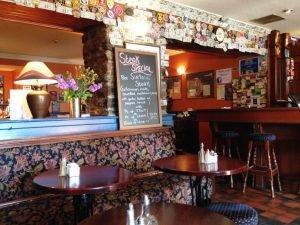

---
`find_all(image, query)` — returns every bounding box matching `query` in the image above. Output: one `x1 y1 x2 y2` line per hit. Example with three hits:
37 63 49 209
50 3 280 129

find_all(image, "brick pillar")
82 24 117 116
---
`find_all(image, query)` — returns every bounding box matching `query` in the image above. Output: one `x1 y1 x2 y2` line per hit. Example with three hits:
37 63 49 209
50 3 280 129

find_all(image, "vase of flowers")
56 67 102 118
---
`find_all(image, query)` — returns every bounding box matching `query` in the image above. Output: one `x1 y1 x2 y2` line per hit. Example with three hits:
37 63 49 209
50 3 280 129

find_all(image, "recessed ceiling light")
283 9 294 14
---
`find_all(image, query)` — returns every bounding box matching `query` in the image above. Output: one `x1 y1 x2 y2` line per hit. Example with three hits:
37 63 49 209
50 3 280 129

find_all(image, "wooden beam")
0 1 100 32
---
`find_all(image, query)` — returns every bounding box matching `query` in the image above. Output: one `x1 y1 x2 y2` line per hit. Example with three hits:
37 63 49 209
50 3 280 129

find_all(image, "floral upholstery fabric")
0 128 192 225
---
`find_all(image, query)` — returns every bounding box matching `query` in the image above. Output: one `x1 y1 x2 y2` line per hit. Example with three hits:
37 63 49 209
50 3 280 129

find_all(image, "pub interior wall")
168 51 241 148
0 58 78 112
168 51 240 111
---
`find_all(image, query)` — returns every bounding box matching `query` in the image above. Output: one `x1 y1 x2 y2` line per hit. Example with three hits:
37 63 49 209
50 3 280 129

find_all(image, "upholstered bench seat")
207 202 258 225
215 131 239 139
248 133 276 141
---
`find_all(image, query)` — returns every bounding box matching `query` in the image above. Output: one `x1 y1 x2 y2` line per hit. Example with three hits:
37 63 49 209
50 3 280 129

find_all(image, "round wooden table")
78 202 236 225
153 155 248 206
33 166 134 224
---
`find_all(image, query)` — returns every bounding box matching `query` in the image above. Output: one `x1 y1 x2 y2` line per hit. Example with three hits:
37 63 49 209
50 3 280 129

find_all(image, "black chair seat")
207 202 258 225
215 131 239 139
248 133 276 141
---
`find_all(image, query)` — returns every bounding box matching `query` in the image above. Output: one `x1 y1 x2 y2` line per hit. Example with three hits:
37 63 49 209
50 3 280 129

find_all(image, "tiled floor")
214 181 300 225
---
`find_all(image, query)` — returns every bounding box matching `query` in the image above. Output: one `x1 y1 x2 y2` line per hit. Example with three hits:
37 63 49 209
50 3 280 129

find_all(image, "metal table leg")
189 176 212 207
73 194 95 224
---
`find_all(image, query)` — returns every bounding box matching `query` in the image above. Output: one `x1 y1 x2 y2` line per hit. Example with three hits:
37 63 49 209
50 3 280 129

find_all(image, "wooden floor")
214 181 300 225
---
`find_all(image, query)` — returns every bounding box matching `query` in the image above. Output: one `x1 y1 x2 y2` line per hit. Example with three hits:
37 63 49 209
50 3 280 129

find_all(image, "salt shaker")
59 157 67 176
126 203 135 225
141 195 158 225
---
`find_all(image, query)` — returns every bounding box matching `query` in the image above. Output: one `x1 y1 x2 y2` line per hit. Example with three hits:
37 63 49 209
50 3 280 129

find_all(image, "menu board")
115 48 162 129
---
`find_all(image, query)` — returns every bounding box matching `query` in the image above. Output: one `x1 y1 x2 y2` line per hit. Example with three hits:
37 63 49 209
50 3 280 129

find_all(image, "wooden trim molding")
197 108 300 124
0 1 99 32
0 126 172 149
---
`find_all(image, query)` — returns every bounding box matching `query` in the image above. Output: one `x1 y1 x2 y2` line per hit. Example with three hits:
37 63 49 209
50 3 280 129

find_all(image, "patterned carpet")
214 180 300 225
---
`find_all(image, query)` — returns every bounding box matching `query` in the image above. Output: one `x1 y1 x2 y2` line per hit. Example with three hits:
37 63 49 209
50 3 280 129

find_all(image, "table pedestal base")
73 194 94 224
190 177 212 207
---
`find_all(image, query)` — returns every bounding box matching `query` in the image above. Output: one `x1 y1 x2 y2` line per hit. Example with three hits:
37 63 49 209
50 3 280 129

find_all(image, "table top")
33 166 134 195
79 202 236 225
153 154 248 177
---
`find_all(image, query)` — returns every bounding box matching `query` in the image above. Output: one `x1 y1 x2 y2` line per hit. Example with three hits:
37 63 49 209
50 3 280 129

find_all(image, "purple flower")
56 75 69 90
89 83 102 93
68 78 79 91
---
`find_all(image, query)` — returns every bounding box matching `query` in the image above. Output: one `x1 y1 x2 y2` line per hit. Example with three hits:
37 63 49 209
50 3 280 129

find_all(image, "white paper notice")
203 85 211 96
216 68 232 84
217 85 225 100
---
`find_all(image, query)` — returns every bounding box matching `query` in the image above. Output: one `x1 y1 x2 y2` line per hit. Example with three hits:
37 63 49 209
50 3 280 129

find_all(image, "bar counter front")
198 107 300 187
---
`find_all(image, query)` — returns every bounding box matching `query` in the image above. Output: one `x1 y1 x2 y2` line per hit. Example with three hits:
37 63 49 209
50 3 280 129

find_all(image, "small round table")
78 202 236 225
33 166 134 224
153 155 248 206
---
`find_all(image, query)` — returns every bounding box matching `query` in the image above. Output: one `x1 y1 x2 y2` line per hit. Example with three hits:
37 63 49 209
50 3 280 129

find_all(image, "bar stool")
214 131 241 188
243 133 282 198
207 202 258 225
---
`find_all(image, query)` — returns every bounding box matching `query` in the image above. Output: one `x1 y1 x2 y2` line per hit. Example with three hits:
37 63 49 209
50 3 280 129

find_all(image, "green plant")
56 66 102 101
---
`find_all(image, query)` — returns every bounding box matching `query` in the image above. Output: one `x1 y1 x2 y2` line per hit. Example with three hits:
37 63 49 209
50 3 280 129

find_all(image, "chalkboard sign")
115 48 162 129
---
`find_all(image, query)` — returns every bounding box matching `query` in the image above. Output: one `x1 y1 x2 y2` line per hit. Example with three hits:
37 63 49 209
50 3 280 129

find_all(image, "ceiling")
0 20 83 65
172 0 300 37
0 1 299 66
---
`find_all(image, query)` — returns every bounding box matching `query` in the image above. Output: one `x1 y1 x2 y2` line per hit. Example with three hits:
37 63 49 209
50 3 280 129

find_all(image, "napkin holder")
67 163 80 177
199 148 218 164
205 150 218 164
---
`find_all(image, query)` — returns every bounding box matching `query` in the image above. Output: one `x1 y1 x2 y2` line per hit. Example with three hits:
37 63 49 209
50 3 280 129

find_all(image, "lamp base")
27 90 51 118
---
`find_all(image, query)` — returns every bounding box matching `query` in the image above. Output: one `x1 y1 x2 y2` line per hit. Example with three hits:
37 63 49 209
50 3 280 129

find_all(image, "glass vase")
69 98 81 118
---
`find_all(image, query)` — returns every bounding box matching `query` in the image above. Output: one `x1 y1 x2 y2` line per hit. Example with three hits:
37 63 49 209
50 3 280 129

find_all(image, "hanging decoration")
11 0 270 57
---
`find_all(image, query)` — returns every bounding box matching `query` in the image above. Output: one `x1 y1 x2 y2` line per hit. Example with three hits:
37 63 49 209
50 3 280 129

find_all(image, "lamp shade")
15 61 57 86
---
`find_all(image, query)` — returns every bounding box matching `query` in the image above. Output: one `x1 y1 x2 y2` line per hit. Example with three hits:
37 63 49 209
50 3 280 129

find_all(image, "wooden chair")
243 133 281 198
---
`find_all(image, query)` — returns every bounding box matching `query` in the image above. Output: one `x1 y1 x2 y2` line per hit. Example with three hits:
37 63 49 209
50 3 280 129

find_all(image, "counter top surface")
197 107 300 112
196 108 300 124
0 114 175 142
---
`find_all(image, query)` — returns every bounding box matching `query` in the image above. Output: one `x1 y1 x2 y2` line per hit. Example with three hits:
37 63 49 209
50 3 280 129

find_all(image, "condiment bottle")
59 157 67 176
126 203 135 225
140 195 158 225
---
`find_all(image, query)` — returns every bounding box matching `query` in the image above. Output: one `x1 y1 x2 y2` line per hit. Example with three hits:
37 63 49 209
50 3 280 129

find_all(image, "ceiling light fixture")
283 9 294 15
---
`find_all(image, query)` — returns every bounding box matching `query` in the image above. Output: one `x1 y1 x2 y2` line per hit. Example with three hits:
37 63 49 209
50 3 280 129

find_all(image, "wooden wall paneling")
0 126 172 149
268 30 281 106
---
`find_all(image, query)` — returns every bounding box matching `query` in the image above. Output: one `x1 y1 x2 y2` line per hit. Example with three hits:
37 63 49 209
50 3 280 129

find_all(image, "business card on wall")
15 0 34 7
81 11 96 20
103 17 117 26
38 1 55 11
56 5 73 15
161 60 169 67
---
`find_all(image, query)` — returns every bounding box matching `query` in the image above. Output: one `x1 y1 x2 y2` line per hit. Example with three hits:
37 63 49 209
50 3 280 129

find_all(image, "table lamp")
14 61 57 118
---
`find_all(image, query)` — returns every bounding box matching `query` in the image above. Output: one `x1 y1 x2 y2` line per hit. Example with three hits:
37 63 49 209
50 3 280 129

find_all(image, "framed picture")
239 57 260 76
166 76 182 99
186 71 215 98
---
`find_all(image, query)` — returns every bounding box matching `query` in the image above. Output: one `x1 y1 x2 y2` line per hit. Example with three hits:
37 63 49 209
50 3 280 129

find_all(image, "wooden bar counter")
197 108 300 191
